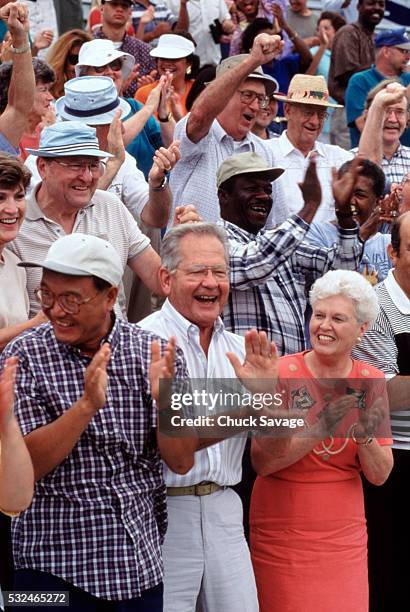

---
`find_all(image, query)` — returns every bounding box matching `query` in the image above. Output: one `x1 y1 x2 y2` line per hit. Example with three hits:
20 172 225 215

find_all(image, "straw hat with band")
274 74 343 108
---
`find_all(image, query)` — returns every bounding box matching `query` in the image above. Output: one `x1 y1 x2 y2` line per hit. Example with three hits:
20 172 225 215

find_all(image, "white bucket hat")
55 77 131 125
75 39 135 81
150 34 195 59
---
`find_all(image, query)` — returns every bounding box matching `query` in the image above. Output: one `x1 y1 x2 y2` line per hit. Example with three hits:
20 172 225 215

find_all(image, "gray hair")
309 270 379 325
161 223 230 271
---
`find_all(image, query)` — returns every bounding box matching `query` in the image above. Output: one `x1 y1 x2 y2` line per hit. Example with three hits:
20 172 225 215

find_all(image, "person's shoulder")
333 22 358 42
2 323 53 357
352 359 386 378
318 141 353 162
400 72 410 86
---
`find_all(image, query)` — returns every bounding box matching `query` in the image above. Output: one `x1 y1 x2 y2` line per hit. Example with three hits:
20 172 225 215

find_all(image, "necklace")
312 424 356 461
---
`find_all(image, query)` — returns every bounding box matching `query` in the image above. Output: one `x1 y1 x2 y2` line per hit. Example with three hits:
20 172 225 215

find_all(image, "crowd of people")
0 0 409 611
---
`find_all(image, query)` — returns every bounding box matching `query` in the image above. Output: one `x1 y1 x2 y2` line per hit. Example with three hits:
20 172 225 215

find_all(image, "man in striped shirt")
352 212 410 612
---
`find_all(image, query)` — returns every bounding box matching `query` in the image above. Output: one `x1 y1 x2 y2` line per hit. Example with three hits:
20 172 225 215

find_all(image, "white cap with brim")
26 121 113 158
75 39 135 81
55 76 131 126
19 233 123 287
150 34 195 59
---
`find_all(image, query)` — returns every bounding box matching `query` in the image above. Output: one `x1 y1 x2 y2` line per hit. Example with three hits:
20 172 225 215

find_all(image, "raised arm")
0 2 35 148
0 357 34 513
187 33 283 143
358 82 408 165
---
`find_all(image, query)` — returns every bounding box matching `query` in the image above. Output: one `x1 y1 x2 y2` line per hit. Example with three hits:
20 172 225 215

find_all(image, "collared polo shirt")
7 186 150 318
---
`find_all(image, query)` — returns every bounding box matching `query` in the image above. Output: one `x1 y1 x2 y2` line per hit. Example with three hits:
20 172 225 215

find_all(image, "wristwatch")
158 112 172 123
11 42 31 54
149 174 168 191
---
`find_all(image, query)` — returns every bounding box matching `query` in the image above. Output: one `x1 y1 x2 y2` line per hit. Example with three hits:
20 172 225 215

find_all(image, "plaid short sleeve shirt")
0 318 188 601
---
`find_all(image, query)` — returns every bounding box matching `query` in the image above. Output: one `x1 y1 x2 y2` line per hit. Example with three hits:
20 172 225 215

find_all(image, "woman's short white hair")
309 270 379 326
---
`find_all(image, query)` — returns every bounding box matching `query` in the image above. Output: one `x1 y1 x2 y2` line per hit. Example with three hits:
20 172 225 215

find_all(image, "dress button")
322 454 330 461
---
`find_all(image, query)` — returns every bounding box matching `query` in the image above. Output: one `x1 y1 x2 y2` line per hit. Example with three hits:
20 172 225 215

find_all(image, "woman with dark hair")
135 33 199 122
46 28 92 99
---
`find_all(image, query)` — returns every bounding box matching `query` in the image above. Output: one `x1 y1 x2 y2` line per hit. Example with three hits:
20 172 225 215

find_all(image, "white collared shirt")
139 299 247 486
265 131 353 225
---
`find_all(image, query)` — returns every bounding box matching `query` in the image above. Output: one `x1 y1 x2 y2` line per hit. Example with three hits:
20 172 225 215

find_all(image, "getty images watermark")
158 378 392 439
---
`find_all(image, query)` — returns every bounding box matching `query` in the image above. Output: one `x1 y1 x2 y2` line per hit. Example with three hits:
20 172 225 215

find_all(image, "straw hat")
274 74 342 108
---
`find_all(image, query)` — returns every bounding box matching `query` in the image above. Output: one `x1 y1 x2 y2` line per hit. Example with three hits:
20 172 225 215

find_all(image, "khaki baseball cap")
216 152 284 188
216 55 278 96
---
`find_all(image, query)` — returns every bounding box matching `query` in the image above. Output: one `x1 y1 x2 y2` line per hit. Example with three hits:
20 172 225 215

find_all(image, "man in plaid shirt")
1 234 195 611
218 151 365 356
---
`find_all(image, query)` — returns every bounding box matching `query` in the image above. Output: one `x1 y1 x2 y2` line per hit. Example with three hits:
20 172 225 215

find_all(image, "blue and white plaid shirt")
0 317 188 600
222 215 363 356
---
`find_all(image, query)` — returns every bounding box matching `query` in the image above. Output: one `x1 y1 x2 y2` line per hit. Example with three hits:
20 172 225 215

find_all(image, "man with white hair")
139 222 260 612
266 74 353 224
8 121 164 319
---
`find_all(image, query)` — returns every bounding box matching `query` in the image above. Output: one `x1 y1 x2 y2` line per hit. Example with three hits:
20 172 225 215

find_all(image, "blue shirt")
306 221 392 284
0 132 19 156
345 65 410 148
124 99 163 179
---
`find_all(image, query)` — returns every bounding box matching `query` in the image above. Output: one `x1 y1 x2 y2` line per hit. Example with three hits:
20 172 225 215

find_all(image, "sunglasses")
93 59 124 73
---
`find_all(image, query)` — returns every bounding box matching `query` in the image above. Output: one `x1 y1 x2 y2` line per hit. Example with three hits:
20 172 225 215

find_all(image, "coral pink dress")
250 351 392 612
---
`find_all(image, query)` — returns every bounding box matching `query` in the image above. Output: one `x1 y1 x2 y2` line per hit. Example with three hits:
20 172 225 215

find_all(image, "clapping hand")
82 344 111 414
227 329 279 395
149 337 176 409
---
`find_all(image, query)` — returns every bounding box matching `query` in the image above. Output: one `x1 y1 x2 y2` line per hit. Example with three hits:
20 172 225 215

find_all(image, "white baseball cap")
19 233 123 287
150 34 195 59
75 39 135 81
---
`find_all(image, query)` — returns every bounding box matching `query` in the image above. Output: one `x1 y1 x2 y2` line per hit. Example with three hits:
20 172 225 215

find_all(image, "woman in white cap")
135 32 199 122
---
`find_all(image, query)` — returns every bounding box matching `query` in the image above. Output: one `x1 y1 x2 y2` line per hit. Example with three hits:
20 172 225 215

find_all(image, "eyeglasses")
396 48 410 56
67 53 79 65
176 265 230 280
50 160 106 176
93 59 123 73
298 106 329 120
35 287 100 314
237 89 270 109
385 107 407 118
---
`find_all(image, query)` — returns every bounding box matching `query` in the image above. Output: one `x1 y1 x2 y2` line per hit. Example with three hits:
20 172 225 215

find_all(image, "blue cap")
26 121 113 158
374 27 410 50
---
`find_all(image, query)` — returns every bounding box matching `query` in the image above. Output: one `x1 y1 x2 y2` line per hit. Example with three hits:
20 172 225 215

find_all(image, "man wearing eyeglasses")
167 33 287 229
0 232 197 611
138 222 260 612
7 121 167 321
345 27 410 149
264 73 353 224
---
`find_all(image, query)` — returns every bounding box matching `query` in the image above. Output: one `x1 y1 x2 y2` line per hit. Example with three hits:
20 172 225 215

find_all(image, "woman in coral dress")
250 271 393 612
